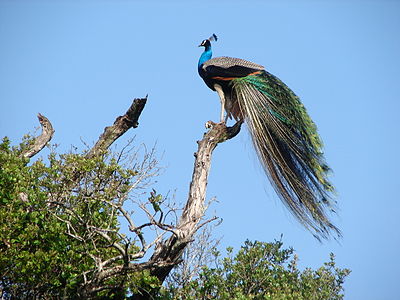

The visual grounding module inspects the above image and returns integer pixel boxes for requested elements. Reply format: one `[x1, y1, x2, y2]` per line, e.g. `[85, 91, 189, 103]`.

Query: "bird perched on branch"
[198, 34, 340, 240]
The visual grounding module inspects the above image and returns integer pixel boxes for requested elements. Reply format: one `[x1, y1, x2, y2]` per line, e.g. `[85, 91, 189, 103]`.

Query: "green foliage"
[0, 135, 350, 299]
[0, 137, 152, 298]
[163, 240, 350, 300]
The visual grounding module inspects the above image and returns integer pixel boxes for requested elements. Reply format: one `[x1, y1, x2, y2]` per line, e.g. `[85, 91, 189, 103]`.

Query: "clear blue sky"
[1, 1, 399, 299]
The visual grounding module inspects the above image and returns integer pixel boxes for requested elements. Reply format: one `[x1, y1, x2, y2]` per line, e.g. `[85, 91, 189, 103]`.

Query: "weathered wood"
[21, 113, 54, 159]
[146, 120, 243, 285]
[85, 96, 147, 159]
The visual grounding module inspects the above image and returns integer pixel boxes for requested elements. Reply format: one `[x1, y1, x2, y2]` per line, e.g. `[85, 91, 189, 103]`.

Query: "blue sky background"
[1, 1, 399, 299]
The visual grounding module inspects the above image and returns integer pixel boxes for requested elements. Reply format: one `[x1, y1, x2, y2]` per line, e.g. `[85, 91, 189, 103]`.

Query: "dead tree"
[20, 97, 242, 298]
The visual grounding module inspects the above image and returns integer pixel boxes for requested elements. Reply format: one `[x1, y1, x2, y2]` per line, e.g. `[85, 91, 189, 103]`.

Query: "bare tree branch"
[144, 120, 243, 286]
[21, 113, 54, 159]
[86, 96, 147, 159]
[166, 219, 221, 289]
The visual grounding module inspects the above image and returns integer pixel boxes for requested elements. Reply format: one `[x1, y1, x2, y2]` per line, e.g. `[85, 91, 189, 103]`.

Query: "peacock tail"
[198, 35, 340, 240]
[231, 71, 339, 239]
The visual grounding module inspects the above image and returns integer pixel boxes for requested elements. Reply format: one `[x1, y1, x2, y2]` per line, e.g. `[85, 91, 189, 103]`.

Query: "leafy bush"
[0, 137, 159, 299]
[163, 240, 350, 300]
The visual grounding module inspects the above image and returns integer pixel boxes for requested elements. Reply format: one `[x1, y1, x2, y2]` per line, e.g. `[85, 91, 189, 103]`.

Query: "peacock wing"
[202, 56, 265, 78]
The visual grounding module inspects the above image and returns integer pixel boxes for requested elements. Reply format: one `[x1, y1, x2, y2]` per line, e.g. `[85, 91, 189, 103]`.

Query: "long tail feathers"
[232, 71, 340, 240]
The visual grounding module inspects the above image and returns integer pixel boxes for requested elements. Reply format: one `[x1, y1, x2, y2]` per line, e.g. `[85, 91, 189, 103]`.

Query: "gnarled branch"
[86, 96, 147, 159]
[21, 113, 54, 159]
[144, 120, 243, 285]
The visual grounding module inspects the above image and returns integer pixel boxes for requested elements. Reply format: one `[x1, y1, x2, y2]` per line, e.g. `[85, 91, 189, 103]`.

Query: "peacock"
[198, 34, 340, 240]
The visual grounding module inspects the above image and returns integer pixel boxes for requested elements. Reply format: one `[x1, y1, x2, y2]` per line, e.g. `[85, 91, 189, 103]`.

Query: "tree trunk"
[133, 121, 242, 299]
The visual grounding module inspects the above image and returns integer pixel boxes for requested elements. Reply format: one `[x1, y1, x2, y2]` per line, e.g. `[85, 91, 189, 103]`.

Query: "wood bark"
[132, 120, 243, 299]
[86, 96, 147, 158]
[21, 113, 55, 159]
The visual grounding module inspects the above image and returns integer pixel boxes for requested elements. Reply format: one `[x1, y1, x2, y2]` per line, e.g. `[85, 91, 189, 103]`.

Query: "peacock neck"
[198, 46, 212, 69]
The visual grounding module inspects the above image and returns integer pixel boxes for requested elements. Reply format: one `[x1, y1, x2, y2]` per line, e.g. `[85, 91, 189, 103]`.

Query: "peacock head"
[198, 34, 218, 49]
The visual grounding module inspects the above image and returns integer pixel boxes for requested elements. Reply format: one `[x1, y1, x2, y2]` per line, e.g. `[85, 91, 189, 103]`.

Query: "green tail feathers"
[232, 71, 339, 240]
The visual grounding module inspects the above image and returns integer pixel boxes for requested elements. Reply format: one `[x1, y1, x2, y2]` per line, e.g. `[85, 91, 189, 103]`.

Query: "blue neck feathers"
[198, 45, 212, 69]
